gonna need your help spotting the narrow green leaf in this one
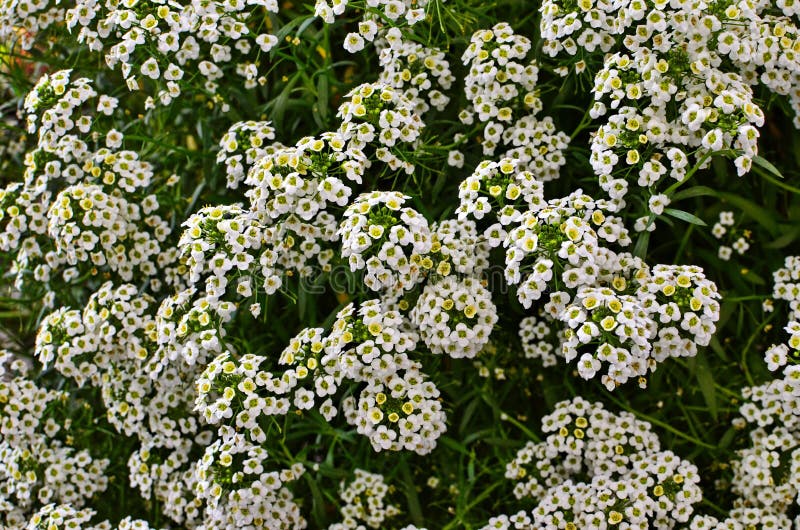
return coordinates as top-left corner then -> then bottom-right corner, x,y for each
708,337 -> 727,362
399,459 -> 425,526
633,231 -> 650,259
671,185 -> 718,202
692,351 -> 718,421
765,225 -> 800,249
296,15 -> 318,36
663,208 -> 708,226
752,155 -> 784,179
303,474 -> 328,527
458,397 -> 481,437
439,435 -> 470,456
754,167 -> 800,195
272,17 -> 306,56
316,74 -> 329,123
717,427 -> 737,451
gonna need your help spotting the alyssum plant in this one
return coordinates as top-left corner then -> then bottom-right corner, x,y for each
1,0 -> 800,528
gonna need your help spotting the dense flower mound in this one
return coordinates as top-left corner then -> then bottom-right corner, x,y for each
485,397 -> 703,529
0,0 -> 799,527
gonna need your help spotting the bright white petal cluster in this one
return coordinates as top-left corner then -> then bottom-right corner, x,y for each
328,469 -> 401,530
217,121 -> 279,189
339,191 -> 432,292
492,397 -> 702,529
342,364 -> 445,455
411,276 -> 498,358
773,255 -> 800,319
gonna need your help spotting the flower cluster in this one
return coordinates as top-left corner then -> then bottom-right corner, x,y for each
773,255 -> 800,319
195,343 -> 340,436
0,352 -> 110,527
2,69 -> 178,298
195,432 -> 307,530
336,83 -> 425,173
460,23 -> 541,155
694,315 -> 800,527
315,0 -> 432,50
377,34 -> 454,115
638,265 -> 721,361
491,397 -> 702,528
560,287 -> 655,389
4,0 -> 797,527
328,300 -> 447,454
711,211 -> 752,261
456,157 -> 545,233
519,312 -> 560,367
429,219 -> 491,277
328,469 -> 401,529
342,363 -> 445,454
339,192 -> 432,292
65,0 -> 283,107
411,276 -> 498,359
216,121 -> 279,189
539,0 -> 773,221
503,191 -> 630,309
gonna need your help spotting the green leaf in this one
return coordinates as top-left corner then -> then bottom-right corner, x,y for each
315,74 -> 329,124
708,337 -> 728,362
741,269 -> 767,285
267,75 -> 301,131
765,224 -> 800,249
439,435 -> 470,456
691,350 -> 718,421
752,155 -> 784,179
633,230 -> 650,259
399,459 -> 425,526
271,17 -> 307,57
303,474 -> 328,527
717,426 -> 737,451
754,167 -> 800,195
671,185 -> 718,202
663,208 -> 708,226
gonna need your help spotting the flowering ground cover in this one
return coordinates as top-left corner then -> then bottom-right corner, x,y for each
1,0 -> 800,528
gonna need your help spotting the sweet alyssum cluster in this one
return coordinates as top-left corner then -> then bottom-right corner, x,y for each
483,397 -> 702,529
536,0 -> 776,232
690,257 -> 800,529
